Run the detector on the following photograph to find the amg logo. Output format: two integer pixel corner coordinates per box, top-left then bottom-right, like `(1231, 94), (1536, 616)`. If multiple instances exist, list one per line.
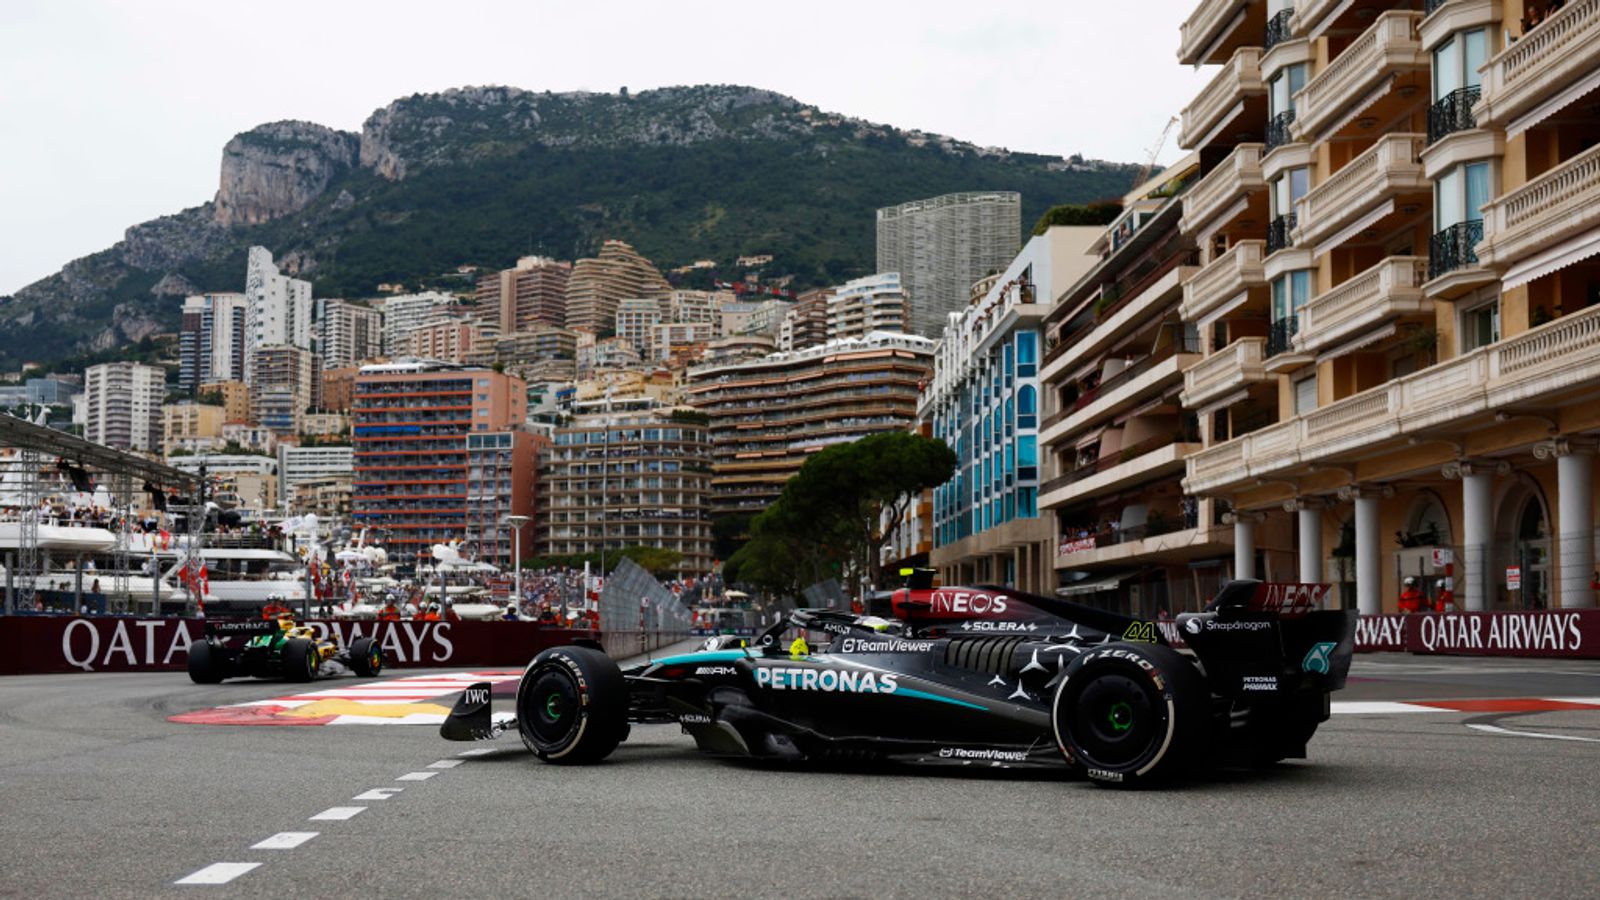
(839, 638), (936, 653)
(463, 688), (489, 707)
(694, 666), (737, 676)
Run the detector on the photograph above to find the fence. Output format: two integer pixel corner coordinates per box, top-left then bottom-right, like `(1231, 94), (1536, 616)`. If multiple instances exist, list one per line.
(597, 557), (694, 657)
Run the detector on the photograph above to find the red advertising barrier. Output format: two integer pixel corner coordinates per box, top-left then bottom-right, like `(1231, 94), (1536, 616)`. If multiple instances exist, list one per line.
(0, 616), (602, 675)
(1356, 609), (1600, 659)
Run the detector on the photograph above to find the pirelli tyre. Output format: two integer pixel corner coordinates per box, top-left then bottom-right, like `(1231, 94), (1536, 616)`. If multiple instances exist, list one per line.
(517, 646), (628, 764)
(187, 639), (225, 684)
(1052, 642), (1208, 787)
(348, 637), (384, 678)
(283, 638), (320, 683)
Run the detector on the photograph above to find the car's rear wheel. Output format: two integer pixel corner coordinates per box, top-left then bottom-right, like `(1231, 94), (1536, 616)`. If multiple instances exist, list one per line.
(1052, 642), (1208, 787)
(349, 637), (383, 677)
(283, 638), (319, 683)
(187, 639), (225, 684)
(517, 646), (627, 764)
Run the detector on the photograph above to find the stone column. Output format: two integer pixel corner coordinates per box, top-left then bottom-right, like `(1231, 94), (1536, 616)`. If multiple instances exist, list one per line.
(1537, 441), (1596, 609)
(1225, 511), (1261, 581)
(1444, 460), (1503, 612)
(1340, 485), (1392, 616)
(1286, 498), (1323, 584)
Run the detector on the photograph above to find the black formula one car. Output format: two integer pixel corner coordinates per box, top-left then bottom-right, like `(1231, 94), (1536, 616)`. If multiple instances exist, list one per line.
(441, 579), (1355, 786)
(187, 617), (385, 684)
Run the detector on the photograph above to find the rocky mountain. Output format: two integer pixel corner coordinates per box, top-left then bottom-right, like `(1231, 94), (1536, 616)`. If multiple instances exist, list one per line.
(1, 84), (1140, 369)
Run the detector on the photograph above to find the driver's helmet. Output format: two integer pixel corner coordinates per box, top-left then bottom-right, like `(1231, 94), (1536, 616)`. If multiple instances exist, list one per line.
(1404, 577), (1418, 587)
(277, 613), (296, 630)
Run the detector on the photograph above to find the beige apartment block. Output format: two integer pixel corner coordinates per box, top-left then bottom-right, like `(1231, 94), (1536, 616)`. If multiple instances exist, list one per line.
(163, 402), (225, 454)
(564, 241), (672, 334)
(1176, 0), (1600, 615)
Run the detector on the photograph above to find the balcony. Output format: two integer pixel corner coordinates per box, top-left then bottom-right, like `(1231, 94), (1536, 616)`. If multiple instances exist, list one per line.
(1041, 440), (1202, 510)
(1042, 343), (1200, 444)
(1427, 219), (1489, 282)
(1180, 336), (1271, 409)
(1180, 48), (1266, 151)
(1179, 143), (1266, 237)
(1265, 110), (1296, 151)
(1263, 7), (1295, 51)
(1180, 0), (1260, 66)
(1474, 0), (1600, 132)
(1266, 213), (1296, 254)
(1294, 133), (1427, 251)
(1427, 86), (1481, 145)
(1293, 11), (1426, 143)
(1476, 142), (1600, 274)
(1263, 316), (1314, 376)
(1185, 303), (1600, 495)
(1180, 240), (1266, 323)
(1296, 257), (1429, 355)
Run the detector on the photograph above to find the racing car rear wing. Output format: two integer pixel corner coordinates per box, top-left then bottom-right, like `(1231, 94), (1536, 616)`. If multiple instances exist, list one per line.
(200, 618), (282, 639)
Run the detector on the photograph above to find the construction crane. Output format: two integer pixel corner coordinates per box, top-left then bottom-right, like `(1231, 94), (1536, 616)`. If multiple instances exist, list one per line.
(1132, 115), (1181, 191)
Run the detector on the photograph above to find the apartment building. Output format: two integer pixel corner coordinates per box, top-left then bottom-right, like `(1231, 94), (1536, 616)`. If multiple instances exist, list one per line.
(178, 292), (247, 392)
(577, 336), (643, 376)
(170, 454), (279, 511)
(650, 321), (716, 364)
(564, 241), (673, 333)
(350, 362), (532, 569)
(408, 319), (490, 363)
(316, 299), (383, 369)
(476, 256), (571, 333)
(278, 444), (353, 503)
(317, 367), (359, 413)
(537, 411), (714, 577)
(84, 362), (164, 452)
(242, 247), (314, 382)
(686, 332), (934, 517)
(779, 289), (833, 352)
(249, 345), (316, 434)
(877, 191), (1023, 337)
(922, 225), (1101, 595)
(616, 297), (665, 355)
(1176, 0), (1600, 613)
(378, 291), (459, 356)
(163, 402), (226, 455)
(828, 273), (908, 341)
(200, 380), (251, 424)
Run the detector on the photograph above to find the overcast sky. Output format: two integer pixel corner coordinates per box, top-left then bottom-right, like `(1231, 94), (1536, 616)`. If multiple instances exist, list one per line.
(0, 0), (1208, 295)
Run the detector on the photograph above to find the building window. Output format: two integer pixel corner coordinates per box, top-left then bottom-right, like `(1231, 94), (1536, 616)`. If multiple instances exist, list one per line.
(1460, 299), (1500, 352)
(1016, 332), (1037, 377)
(1436, 162), (1491, 231)
(1433, 28), (1487, 101)
(1294, 376), (1318, 415)
(1269, 270), (1312, 355)
(1017, 385), (1037, 429)
(1270, 168), (1309, 219)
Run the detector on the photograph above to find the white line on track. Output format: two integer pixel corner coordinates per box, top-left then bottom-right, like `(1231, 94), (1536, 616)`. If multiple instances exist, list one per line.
(458, 747), (497, 756)
(175, 862), (261, 885)
(427, 759), (463, 769)
(352, 787), (404, 801)
(1466, 724), (1600, 743)
(309, 806), (366, 821)
(251, 832), (319, 850)
(396, 771), (438, 781)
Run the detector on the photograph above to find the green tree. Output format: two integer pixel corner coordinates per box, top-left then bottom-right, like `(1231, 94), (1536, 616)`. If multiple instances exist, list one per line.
(1032, 201), (1123, 235)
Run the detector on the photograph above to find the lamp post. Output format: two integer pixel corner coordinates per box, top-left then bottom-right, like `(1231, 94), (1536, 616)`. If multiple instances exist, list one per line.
(504, 515), (531, 611)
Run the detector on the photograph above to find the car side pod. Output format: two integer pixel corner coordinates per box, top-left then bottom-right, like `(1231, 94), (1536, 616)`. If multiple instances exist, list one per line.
(440, 682), (513, 741)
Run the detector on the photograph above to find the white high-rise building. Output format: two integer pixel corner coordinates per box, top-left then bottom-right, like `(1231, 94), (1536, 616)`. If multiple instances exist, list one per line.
(316, 299), (383, 369)
(243, 246), (314, 382)
(876, 191), (1022, 337)
(827, 273), (907, 341)
(84, 362), (165, 452)
(179, 292), (247, 392)
(377, 291), (458, 355)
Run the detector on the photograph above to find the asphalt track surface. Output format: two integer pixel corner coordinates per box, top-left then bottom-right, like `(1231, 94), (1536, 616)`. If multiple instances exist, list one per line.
(3, 651), (1599, 898)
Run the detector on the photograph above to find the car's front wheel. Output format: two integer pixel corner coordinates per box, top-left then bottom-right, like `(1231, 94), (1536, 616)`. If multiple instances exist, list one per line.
(283, 638), (319, 683)
(1052, 642), (1208, 787)
(516, 646), (628, 764)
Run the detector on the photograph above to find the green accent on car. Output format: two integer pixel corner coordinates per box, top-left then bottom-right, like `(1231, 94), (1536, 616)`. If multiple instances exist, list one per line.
(894, 687), (988, 712)
(1108, 701), (1133, 732)
(545, 694), (561, 719)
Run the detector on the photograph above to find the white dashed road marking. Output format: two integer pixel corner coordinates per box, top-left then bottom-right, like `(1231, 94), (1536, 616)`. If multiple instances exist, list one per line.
(353, 787), (404, 801)
(427, 759), (463, 769)
(251, 832), (319, 850)
(396, 771), (437, 781)
(309, 806), (366, 821)
(176, 862), (261, 885)
(1467, 724), (1600, 744)
(457, 747), (497, 757)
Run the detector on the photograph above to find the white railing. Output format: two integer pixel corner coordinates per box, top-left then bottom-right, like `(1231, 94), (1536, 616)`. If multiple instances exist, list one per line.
(1295, 11), (1423, 139)
(1186, 303), (1600, 493)
(1182, 336), (1268, 405)
(1489, 142), (1600, 235)
(1181, 240), (1266, 321)
(1181, 47), (1265, 149)
(1180, 144), (1265, 236)
(1181, 0), (1252, 64)
(1295, 133), (1425, 246)
(1298, 256), (1428, 345)
(1477, 0), (1599, 124)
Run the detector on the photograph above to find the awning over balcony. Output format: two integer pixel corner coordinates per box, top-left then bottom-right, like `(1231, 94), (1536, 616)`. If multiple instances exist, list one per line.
(1502, 229), (1600, 290)
(1055, 572), (1131, 597)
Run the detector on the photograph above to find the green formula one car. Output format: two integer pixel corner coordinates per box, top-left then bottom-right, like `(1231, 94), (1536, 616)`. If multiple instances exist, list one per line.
(187, 616), (385, 684)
